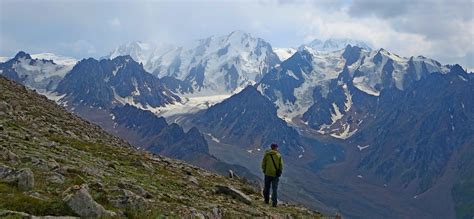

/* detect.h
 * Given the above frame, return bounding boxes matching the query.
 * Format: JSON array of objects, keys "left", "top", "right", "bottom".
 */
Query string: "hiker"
[{"left": 261, "top": 143, "right": 283, "bottom": 207}]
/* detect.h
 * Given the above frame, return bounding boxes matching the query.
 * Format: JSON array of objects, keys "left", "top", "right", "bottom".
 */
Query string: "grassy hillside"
[{"left": 0, "top": 76, "right": 320, "bottom": 218}]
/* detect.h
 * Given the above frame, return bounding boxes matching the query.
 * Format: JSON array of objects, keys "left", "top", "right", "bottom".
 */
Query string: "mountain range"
[{"left": 0, "top": 31, "right": 472, "bottom": 219}]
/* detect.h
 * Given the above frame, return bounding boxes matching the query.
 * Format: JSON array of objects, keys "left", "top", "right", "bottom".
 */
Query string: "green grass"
[{"left": 0, "top": 182, "right": 76, "bottom": 216}]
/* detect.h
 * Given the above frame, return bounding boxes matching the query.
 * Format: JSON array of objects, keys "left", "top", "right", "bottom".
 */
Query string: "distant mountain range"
[
  {"left": 105, "top": 31, "right": 280, "bottom": 95},
  {"left": 0, "top": 52, "right": 76, "bottom": 91},
  {"left": 0, "top": 31, "right": 472, "bottom": 219}
]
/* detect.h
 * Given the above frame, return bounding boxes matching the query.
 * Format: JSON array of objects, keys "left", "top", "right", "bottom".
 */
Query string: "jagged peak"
[
  {"left": 186, "top": 127, "right": 203, "bottom": 138},
  {"left": 239, "top": 85, "right": 260, "bottom": 96},
  {"left": 112, "top": 55, "right": 135, "bottom": 63},
  {"left": 13, "top": 51, "right": 32, "bottom": 60}
]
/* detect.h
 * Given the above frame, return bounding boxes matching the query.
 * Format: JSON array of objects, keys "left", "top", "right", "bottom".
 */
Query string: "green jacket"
[{"left": 261, "top": 149, "right": 283, "bottom": 177}]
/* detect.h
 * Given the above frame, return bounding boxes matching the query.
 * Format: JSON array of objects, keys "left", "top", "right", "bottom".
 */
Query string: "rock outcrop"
[
  {"left": 63, "top": 184, "right": 116, "bottom": 217},
  {"left": 216, "top": 185, "right": 252, "bottom": 205}
]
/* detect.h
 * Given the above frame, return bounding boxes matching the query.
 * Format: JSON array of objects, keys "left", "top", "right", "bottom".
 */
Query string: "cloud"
[
  {"left": 348, "top": 0, "right": 412, "bottom": 18},
  {"left": 293, "top": 0, "right": 474, "bottom": 69},
  {"left": 108, "top": 18, "right": 122, "bottom": 29},
  {"left": 60, "top": 40, "right": 97, "bottom": 56},
  {"left": 0, "top": 0, "right": 472, "bottom": 70},
  {"left": 346, "top": 0, "right": 474, "bottom": 69}
]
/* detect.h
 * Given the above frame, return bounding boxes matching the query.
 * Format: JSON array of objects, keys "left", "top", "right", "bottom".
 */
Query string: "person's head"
[{"left": 270, "top": 143, "right": 279, "bottom": 150}]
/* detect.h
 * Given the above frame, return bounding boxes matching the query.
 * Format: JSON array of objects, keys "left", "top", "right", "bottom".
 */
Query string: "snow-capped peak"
[
  {"left": 107, "top": 41, "right": 154, "bottom": 65},
  {"left": 303, "top": 38, "right": 372, "bottom": 52},
  {"left": 149, "top": 31, "right": 280, "bottom": 94},
  {"left": 105, "top": 41, "right": 175, "bottom": 69},
  {"left": 0, "top": 52, "right": 78, "bottom": 66},
  {"left": 31, "top": 53, "right": 78, "bottom": 66},
  {"left": 0, "top": 51, "right": 75, "bottom": 91},
  {"left": 273, "top": 48, "right": 297, "bottom": 62}
]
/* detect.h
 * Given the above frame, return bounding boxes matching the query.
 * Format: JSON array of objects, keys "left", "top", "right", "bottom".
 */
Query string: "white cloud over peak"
[{"left": 0, "top": 0, "right": 472, "bottom": 70}]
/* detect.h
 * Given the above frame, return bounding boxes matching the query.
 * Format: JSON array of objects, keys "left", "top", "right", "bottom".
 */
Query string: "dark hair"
[{"left": 271, "top": 143, "right": 278, "bottom": 148}]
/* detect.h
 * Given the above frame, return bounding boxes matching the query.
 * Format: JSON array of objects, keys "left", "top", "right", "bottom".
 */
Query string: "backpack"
[{"left": 269, "top": 154, "right": 282, "bottom": 177}]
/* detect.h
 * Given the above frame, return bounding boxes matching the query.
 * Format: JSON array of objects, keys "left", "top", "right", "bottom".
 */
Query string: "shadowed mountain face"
[
  {"left": 109, "top": 104, "right": 260, "bottom": 181},
  {"left": 55, "top": 55, "right": 180, "bottom": 108},
  {"left": 258, "top": 45, "right": 453, "bottom": 137},
  {"left": 110, "top": 104, "right": 208, "bottom": 157},
  {"left": 352, "top": 66, "right": 474, "bottom": 205},
  {"left": 192, "top": 85, "right": 303, "bottom": 156}
]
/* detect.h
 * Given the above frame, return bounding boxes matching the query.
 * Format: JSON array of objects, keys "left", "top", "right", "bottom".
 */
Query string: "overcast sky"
[{"left": 1, "top": 0, "right": 473, "bottom": 70}]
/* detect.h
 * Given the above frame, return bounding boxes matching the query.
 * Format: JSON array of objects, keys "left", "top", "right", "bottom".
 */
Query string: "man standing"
[{"left": 261, "top": 143, "right": 283, "bottom": 207}]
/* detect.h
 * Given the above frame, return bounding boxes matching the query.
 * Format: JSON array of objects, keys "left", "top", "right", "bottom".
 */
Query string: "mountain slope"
[
  {"left": 258, "top": 45, "right": 452, "bottom": 136},
  {"left": 192, "top": 86, "right": 303, "bottom": 156},
  {"left": 55, "top": 55, "right": 180, "bottom": 109},
  {"left": 0, "top": 75, "right": 320, "bottom": 217},
  {"left": 108, "top": 104, "right": 260, "bottom": 181},
  {"left": 350, "top": 67, "right": 474, "bottom": 217}
]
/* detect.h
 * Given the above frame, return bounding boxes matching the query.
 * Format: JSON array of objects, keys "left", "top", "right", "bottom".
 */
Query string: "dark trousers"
[{"left": 263, "top": 175, "right": 279, "bottom": 206}]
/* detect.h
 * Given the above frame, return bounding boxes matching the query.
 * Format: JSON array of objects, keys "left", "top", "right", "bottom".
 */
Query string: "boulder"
[
  {"left": 0, "top": 165, "right": 34, "bottom": 191},
  {"left": 47, "top": 172, "right": 65, "bottom": 184},
  {"left": 17, "top": 168, "right": 35, "bottom": 191},
  {"left": 118, "top": 180, "right": 153, "bottom": 198},
  {"left": 0, "top": 165, "right": 16, "bottom": 182},
  {"left": 63, "top": 184, "right": 116, "bottom": 217},
  {"left": 215, "top": 185, "right": 252, "bottom": 205},
  {"left": 109, "top": 189, "right": 148, "bottom": 210},
  {"left": 0, "top": 147, "right": 19, "bottom": 163},
  {"left": 0, "top": 209, "right": 80, "bottom": 219},
  {"left": 228, "top": 170, "right": 240, "bottom": 179},
  {"left": 0, "top": 101, "right": 10, "bottom": 113},
  {"left": 0, "top": 210, "right": 31, "bottom": 217},
  {"left": 186, "top": 176, "right": 199, "bottom": 186}
]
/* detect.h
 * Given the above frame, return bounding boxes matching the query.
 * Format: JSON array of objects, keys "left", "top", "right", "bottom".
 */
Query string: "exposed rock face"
[
  {"left": 192, "top": 85, "right": 302, "bottom": 155},
  {"left": 55, "top": 55, "right": 179, "bottom": 108},
  {"left": 63, "top": 184, "right": 116, "bottom": 217}
]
